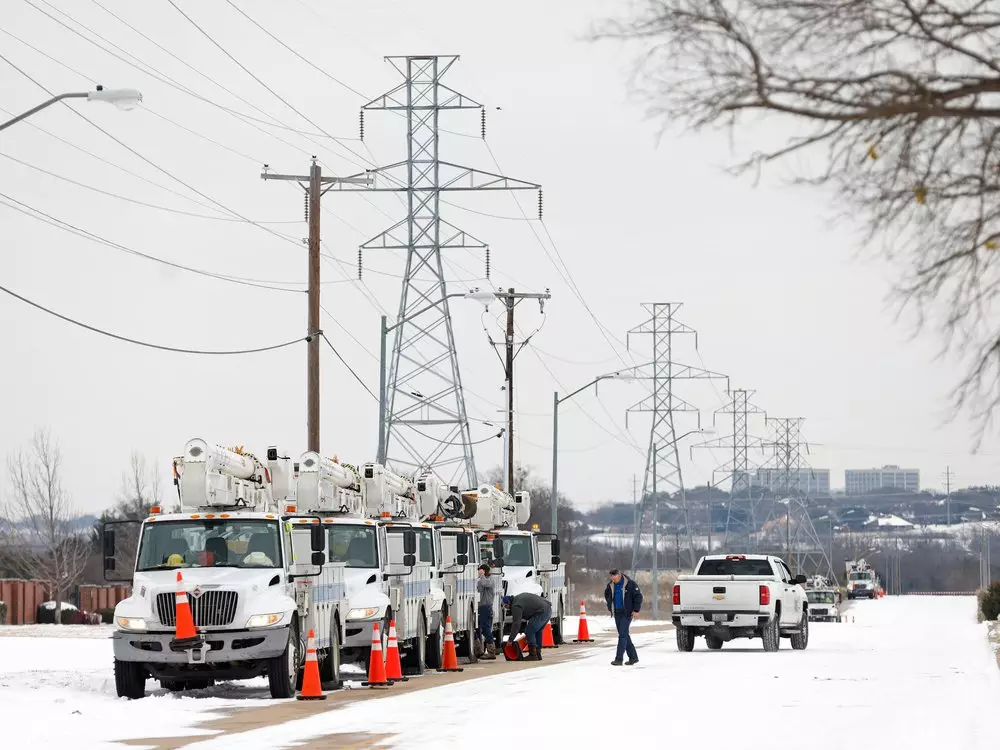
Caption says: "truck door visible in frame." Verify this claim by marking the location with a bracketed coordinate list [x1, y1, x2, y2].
[776, 560, 798, 625]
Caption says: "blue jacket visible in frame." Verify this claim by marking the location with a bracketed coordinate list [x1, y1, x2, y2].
[604, 576, 643, 615]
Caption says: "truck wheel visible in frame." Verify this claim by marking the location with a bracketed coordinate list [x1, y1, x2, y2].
[675, 626, 695, 652]
[267, 620, 301, 699]
[319, 620, 342, 690]
[552, 600, 565, 645]
[425, 619, 444, 669]
[705, 635, 724, 650]
[790, 613, 809, 650]
[460, 604, 479, 664]
[403, 615, 427, 676]
[114, 658, 146, 699]
[761, 616, 780, 652]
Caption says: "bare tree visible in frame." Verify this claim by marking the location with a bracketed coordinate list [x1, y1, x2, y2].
[1, 431, 90, 622]
[92, 452, 165, 577]
[596, 0, 1000, 439]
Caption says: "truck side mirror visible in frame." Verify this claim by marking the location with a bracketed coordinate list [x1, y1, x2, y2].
[456, 534, 469, 555]
[103, 528, 115, 558]
[551, 556, 560, 565]
[310, 524, 325, 552]
[403, 530, 417, 555]
[104, 557, 116, 572]
[311, 551, 325, 567]
[493, 557, 505, 569]
[492, 538, 504, 560]
[793, 574, 808, 585]
[551, 538, 561, 556]
[403, 553, 416, 567]
[456, 554, 469, 566]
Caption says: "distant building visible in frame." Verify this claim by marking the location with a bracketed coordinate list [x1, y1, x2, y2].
[734, 467, 831, 495]
[845, 465, 920, 495]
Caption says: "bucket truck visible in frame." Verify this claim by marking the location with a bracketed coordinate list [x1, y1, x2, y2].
[105, 439, 336, 700]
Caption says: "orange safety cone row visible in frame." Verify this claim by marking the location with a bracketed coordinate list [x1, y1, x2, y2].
[541, 621, 557, 649]
[384, 620, 408, 683]
[436, 616, 464, 672]
[362, 622, 390, 688]
[573, 600, 594, 643]
[503, 632, 529, 661]
[296, 629, 326, 701]
[171, 571, 200, 647]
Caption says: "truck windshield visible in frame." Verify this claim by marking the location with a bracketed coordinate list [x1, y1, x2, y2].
[500, 536, 533, 566]
[328, 526, 378, 567]
[696, 558, 774, 576]
[849, 572, 871, 581]
[807, 591, 836, 604]
[136, 519, 282, 571]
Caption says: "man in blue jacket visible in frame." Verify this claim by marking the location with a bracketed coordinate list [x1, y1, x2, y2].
[604, 568, 642, 666]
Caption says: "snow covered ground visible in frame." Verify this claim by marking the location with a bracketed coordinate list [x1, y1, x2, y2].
[1, 598, 997, 749]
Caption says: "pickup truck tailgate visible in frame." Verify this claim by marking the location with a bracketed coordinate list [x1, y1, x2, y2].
[677, 576, 770, 612]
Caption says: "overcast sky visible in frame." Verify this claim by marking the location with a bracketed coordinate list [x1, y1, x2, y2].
[2, 0, 997, 516]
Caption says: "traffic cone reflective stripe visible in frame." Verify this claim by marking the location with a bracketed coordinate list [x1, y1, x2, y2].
[436, 616, 464, 672]
[296, 629, 326, 701]
[573, 600, 594, 643]
[384, 620, 408, 682]
[503, 632, 529, 661]
[541, 621, 557, 648]
[171, 571, 199, 646]
[362, 622, 390, 687]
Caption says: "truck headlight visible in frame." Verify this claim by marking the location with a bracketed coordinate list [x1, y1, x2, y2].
[347, 607, 383, 621]
[245, 613, 284, 628]
[117, 617, 147, 631]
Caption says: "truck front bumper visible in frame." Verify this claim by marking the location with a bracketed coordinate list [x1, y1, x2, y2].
[112, 626, 290, 664]
[672, 610, 768, 628]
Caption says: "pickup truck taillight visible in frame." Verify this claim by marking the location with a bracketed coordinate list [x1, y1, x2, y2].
[672, 584, 680, 606]
[759, 585, 770, 606]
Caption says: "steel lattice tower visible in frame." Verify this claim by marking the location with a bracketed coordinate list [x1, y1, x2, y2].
[335, 56, 538, 486]
[626, 303, 727, 573]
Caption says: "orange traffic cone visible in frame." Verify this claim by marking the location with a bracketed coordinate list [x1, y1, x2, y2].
[384, 620, 408, 683]
[541, 621, 557, 648]
[362, 622, 390, 688]
[296, 629, 326, 701]
[436, 616, 464, 672]
[171, 571, 199, 647]
[502, 633, 529, 661]
[573, 600, 594, 643]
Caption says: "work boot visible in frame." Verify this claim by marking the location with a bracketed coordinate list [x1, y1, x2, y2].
[528, 645, 542, 661]
[625, 659, 639, 666]
[611, 659, 623, 666]
[482, 642, 497, 660]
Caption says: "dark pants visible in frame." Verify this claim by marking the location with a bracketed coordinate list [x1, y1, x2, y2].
[478, 604, 495, 645]
[524, 604, 552, 648]
[614, 611, 638, 662]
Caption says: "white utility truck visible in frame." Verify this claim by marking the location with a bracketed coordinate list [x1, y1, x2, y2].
[294, 453, 437, 673]
[106, 439, 337, 699]
[805, 587, 841, 622]
[671, 554, 809, 652]
[845, 559, 877, 599]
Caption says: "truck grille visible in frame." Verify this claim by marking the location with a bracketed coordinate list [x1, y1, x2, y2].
[155, 590, 238, 627]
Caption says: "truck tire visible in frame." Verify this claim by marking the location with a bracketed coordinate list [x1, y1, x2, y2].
[459, 604, 479, 663]
[790, 612, 809, 650]
[114, 658, 146, 699]
[319, 619, 342, 689]
[705, 635, 724, 650]
[425, 619, 444, 669]
[761, 616, 780, 652]
[403, 614, 427, 676]
[552, 599, 565, 645]
[267, 619, 301, 699]
[675, 626, 695, 652]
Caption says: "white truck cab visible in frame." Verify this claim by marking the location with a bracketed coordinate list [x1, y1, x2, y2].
[805, 587, 841, 622]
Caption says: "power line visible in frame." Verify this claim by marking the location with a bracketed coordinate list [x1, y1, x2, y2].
[320, 333, 377, 401]
[0, 282, 305, 355]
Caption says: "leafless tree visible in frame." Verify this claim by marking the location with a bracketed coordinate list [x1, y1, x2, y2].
[596, 0, 1000, 440]
[93, 452, 165, 578]
[1, 431, 90, 622]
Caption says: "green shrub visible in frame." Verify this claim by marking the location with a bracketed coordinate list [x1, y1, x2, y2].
[981, 582, 1000, 621]
[0, 601, 6, 625]
[98, 608, 115, 624]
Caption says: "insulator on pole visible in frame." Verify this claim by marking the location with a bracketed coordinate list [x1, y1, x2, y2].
[537, 188, 543, 220]
[480, 107, 486, 140]
[304, 192, 309, 221]
[360, 110, 365, 141]
[485, 246, 491, 280]
[357, 248, 363, 280]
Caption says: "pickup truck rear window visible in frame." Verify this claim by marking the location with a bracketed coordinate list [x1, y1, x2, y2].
[696, 558, 774, 576]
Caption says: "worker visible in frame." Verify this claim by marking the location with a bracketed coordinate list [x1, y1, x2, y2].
[604, 568, 642, 666]
[476, 563, 498, 660]
[505, 592, 552, 661]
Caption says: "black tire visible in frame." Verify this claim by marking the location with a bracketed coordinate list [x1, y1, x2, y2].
[267, 619, 301, 699]
[705, 635, 724, 650]
[403, 614, 427, 676]
[114, 658, 146, 700]
[790, 612, 809, 650]
[462, 605, 479, 664]
[425, 618, 444, 669]
[675, 626, 695, 652]
[761, 616, 780, 652]
[552, 599, 565, 645]
[319, 619, 342, 690]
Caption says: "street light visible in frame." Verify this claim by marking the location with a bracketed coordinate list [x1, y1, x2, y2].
[0, 85, 143, 132]
[550, 370, 635, 534]
[377, 288, 497, 463]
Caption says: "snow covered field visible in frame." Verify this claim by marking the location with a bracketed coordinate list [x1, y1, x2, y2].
[1, 598, 998, 749]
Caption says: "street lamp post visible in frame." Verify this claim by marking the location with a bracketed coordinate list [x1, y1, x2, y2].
[551, 371, 634, 534]
[0, 86, 142, 132]
[378, 288, 496, 465]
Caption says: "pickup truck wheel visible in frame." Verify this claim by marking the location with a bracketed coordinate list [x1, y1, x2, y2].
[761, 616, 780, 652]
[705, 635, 724, 650]
[114, 659, 146, 699]
[319, 620, 342, 689]
[675, 626, 695, 652]
[267, 620, 301, 699]
[790, 613, 809, 650]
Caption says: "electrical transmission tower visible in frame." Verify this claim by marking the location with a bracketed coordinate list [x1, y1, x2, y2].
[333, 56, 539, 487]
[626, 303, 728, 576]
[756, 417, 835, 580]
[693, 388, 766, 553]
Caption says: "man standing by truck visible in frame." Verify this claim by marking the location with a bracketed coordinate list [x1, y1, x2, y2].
[506, 592, 552, 661]
[477, 563, 498, 660]
[604, 569, 642, 666]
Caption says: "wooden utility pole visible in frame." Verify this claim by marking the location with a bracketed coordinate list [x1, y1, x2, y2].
[261, 159, 372, 452]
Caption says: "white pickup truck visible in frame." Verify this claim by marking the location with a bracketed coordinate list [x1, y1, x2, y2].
[671, 554, 809, 652]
